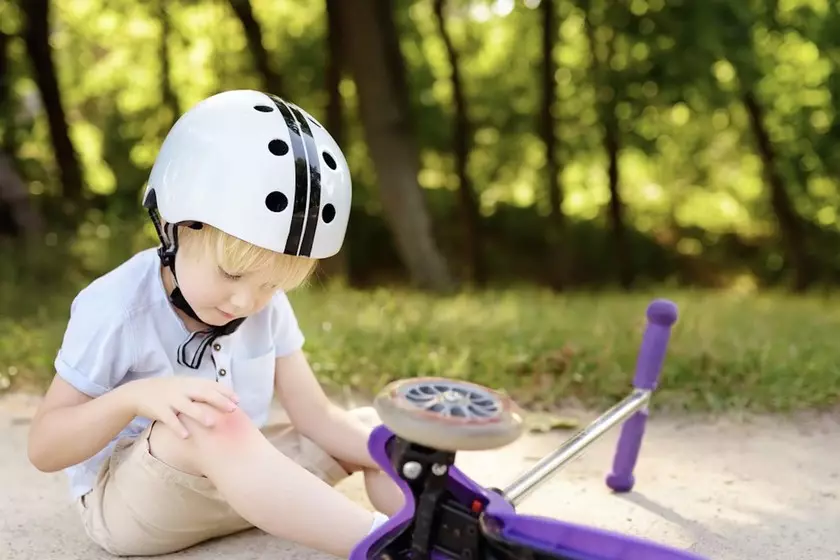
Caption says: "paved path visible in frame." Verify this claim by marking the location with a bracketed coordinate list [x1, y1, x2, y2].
[2, 394, 838, 559]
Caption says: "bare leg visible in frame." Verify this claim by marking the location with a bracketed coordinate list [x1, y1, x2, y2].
[335, 407, 404, 517]
[337, 457, 403, 517]
[363, 468, 404, 516]
[148, 405, 377, 558]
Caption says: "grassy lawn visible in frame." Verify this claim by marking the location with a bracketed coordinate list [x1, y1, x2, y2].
[2, 280, 838, 414]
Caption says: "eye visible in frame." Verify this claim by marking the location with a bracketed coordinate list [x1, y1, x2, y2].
[218, 267, 241, 281]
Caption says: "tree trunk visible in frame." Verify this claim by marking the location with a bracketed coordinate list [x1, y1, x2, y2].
[0, 29, 13, 153]
[0, 32, 39, 235]
[433, 0, 484, 286]
[604, 112, 632, 289]
[742, 89, 813, 291]
[226, 0, 284, 97]
[335, 0, 455, 292]
[20, 0, 85, 206]
[317, 0, 350, 284]
[540, 0, 566, 291]
[0, 151, 43, 238]
[156, 0, 180, 127]
[583, 5, 633, 289]
[325, 0, 344, 153]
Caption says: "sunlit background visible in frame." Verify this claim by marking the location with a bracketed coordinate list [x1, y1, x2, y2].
[1, 0, 839, 412]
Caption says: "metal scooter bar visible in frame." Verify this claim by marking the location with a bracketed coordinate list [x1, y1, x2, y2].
[501, 388, 652, 506]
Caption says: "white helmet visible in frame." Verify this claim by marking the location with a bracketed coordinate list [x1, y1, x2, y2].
[143, 89, 351, 259]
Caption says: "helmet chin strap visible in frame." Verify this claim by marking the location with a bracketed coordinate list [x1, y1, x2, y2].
[147, 205, 245, 370]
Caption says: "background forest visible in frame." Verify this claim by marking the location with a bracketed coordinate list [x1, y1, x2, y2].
[1, 0, 839, 413]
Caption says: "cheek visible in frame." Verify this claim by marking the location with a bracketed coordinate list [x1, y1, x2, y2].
[187, 282, 222, 306]
[176, 262, 224, 305]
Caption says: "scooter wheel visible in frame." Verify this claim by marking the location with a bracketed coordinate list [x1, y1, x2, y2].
[374, 377, 524, 451]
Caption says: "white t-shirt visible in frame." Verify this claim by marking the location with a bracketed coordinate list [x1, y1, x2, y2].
[54, 247, 305, 499]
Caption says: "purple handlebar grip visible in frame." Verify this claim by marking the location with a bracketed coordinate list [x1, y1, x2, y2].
[606, 299, 678, 492]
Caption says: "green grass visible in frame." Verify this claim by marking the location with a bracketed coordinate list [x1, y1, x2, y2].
[4, 280, 838, 414]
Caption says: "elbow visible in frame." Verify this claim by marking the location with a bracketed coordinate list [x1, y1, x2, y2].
[28, 456, 53, 474]
[28, 449, 61, 474]
[27, 432, 60, 473]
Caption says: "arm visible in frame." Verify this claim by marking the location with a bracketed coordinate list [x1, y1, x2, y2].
[273, 350, 378, 470]
[27, 375, 137, 473]
[29, 293, 140, 472]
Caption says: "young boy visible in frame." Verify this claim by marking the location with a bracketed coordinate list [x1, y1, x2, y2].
[26, 90, 403, 558]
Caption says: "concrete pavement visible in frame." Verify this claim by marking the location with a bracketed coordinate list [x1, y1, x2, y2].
[2, 394, 838, 559]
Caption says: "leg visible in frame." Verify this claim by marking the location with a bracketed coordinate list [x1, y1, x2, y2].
[264, 406, 404, 517]
[77, 425, 255, 556]
[334, 406, 404, 516]
[360, 467, 405, 516]
[148, 404, 379, 558]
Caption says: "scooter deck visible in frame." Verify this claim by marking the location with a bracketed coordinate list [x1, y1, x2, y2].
[350, 426, 705, 560]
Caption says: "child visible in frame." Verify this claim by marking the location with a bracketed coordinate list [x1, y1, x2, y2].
[26, 90, 403, 558]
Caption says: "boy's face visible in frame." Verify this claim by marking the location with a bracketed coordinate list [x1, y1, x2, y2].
[172, 238, 280, 327]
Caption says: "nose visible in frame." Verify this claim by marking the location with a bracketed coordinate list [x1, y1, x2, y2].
[228, 288, 254, 312]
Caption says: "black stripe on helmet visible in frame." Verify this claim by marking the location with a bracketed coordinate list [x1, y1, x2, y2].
[268, 94, 308, 255]
[288, 104, 321, 257]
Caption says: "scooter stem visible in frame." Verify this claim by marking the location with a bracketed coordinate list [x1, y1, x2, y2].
[501, 388, 651, 506]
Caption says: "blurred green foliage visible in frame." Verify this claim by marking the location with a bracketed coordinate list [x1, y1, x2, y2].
[3, 270, 839, 413]
[1, 0, 839, 288]
[2, 0, 840, 408]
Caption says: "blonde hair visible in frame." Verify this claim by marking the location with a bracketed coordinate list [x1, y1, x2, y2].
[177, 223, 318, 291]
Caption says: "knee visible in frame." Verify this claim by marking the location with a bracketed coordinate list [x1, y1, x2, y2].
[147, 420, 203, 476]
[149, 405, 255, 471]
[337, 458, 364, 474]
[180, 403, 255, 443]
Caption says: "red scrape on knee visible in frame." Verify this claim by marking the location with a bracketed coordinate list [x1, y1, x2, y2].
[179, 405, 254, 444]
[205, 406, 254, 440]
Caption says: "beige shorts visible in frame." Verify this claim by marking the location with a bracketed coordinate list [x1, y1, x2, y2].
[76, 409, 371, 556]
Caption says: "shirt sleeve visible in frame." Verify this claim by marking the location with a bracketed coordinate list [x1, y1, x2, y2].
[54, 292, 135, 398]
[270, 291, 305, 357]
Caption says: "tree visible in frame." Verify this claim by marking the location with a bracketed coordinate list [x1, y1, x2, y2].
[20, 0, 85, 212]
[332, 0, 455, 292]
[581, 0, 634, 289]
[433, 0, 484, 286]
[540, 0, 567, 291]
[226, 0, 285, 97]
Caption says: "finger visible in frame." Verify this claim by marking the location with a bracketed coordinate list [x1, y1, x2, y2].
[218, 385, 240, 404]
[188, 379, 240, 404]
[189, 387, 239, 412]
[172, 397, 216, 427]
[209, 381, 240, 404]
[159, 407, 189, 439]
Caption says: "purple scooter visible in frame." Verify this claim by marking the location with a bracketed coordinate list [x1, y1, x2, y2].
[350, 299, 707, 560]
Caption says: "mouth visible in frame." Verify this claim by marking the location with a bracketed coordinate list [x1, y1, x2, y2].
[216, 308, 236, 320]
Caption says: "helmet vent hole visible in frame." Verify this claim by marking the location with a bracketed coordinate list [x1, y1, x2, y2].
[254, 105, 274, 113]
[322, 151, 337, 170]
[268, 139, 289, 156]
[265, 191, 289, 213]
[322, 204, 336, 223]
[308, 117, 322, 128]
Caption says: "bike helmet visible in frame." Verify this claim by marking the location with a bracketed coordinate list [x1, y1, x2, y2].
[142, 89, 352, 368]
[144, 88, 351, 259]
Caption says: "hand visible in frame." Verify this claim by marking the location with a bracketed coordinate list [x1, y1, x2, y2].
[126, 377, 240, 438]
